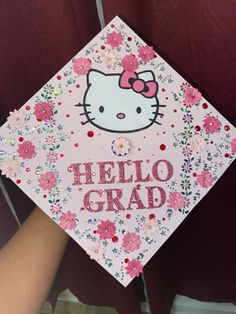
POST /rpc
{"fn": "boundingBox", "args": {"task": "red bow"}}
[119,71,158,98]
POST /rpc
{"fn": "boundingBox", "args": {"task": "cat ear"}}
[138,71,156,82]
[88,70,106,85]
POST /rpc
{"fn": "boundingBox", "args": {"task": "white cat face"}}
[78,70,163,133]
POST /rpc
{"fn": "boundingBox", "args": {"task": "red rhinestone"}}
[127,37,132,41]
[26,105,30,110]
[111,24,115,28]
[202,103,208,109]
[225,153,229,158]
[162,88,165,92]
[74,143,79,148]
[18,137,24,142]
[16,179,21,184]
[124,258,129,263]
[93,230,97,234]
[162,217,166,221]
[60,154,64,157]
[174,109,177,113]
[210,141,214,144]
[112,236,119,243]
[224,125,230,131]
[160,144,166,150]
[87,131,94,137]
[76,84,80,88]
[126,214,131,219]
[43,195,47,198]
[171,124,175,128]
[57,75,61,80]
[58,102,62,105]
[66,114,70,118]
[101,45,105,50]
[195,125,201,132]
[193,172,197,177]
[69,90,72,93]
[154,54,157,58]
[149,214,155,220]
[26,167,30,172]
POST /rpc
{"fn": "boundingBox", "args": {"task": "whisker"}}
[80,112,91,116]
[81,118,95,126]
[152,112,164,116]
[149,118,162,125]
[75,103,91,107]
[151,104,166,108]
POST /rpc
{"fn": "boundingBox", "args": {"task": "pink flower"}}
[184,87,202,106]
[17,141,36,160]
[196,171,213,188]
[122,232,141,252]
[203,115,221,134]
[125,259,143,277]
[34,102,54,121]
[72,57,91,75]
[231,137,236,154]
[106,31,123,48]
[167,192,186,210]
[138,45,155,61]
[121,54,139,71]
[96,220,116,240]
[46,151,58,163]
[59,210,77,230]
[38,171,57,191]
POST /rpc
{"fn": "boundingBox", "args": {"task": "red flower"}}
[34,102,54,121]
[121,54,139,71]
[73,57,91,75]
[125,259,143,277]
[17,141,36,160]
[106,31,123,48]
[96,220,116,240]
[184,87,202,107]
[203,115,221,134]
[59,211,77,230]
[138,45,155,61]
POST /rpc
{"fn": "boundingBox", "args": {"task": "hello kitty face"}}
[77,69,164,133]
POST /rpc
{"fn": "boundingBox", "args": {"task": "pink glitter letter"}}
[105,188,125,211]
[133,160,151,182]
[97,161,115,184]
[127,187,145,210]
[83,190,105,212]
[152,160,173,182]
[69,163,94,185]
[146,186,166,208]
[117,161,133,183]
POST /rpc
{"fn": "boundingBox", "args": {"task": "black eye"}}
[136,107,141,114]
[99,106,104,113]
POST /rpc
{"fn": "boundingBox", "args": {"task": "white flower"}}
[101,50,118,66]
[7,109,26,128]
[111,137,131,156]
[142,218,158,237]
[45,135,56,146]
[87,242,105,260]
[189,136,207,154]
[0,158,19,178]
